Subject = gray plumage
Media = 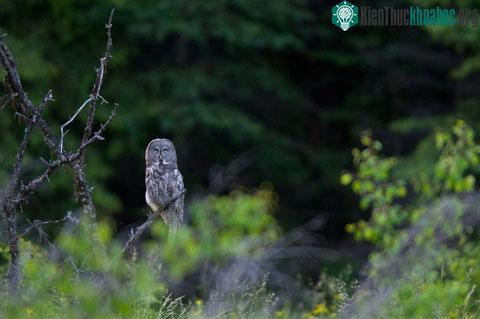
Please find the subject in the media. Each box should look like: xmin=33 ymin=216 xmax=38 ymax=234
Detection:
xmin=145 ymin=138 xmax=185 ymax=234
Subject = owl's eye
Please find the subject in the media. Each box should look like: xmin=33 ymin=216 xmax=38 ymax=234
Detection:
xmin=162 ymin=147 xmax=168 ymax=154
xmin=154 ymin=148 xmax=160 ymax=153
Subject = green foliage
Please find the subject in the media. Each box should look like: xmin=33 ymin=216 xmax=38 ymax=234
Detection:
xmin=0 ymin=186 xmax=358 ymax=319
xmin=340 ymin=131 xmax=408 ymax=246
xmin=342 ymin=120 xmax=479 ymax=248
xmin=342 ymin=120 xmax=480 ymax=318
xmin=0 ymin=188 xmax=301 ymax=318
xmin=432 ymin=119 xmax=480 ymax=194
xmin=148 ymin=186 xmax=281 ymax=279
xmin=1 ymin=222 xmax=188 ymax=319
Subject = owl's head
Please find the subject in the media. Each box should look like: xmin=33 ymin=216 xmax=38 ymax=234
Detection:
xmin=146 ymin=138 xmax=177 ymax=167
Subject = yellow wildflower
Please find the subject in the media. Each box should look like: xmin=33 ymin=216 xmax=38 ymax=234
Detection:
xmin=312 ymin=302 xmax=329 ymax=315
xmin=25 ymin=307 xmax=33 ymax=317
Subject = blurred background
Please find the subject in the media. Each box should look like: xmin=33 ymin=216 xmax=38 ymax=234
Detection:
xmin=1 ymin=0 xmax=479 ymax=284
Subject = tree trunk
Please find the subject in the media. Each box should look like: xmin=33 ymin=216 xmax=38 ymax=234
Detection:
xmin=3 ymin=203 xmax=20 ymax=293
xmin=71 ymin=159 xmax=96 ymax=223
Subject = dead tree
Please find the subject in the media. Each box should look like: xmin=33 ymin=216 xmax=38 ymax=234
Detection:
xmin=0 ymin=9 xmax=117 ymax=293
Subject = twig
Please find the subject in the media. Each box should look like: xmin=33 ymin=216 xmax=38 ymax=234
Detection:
xmin=20 ymin=212 xmax=77 ymax=237
xmin=19 ymin=152 xmax=80 ymax=199
xmin=59 ymin=97 xmax=93 ymax=155
xmin=82 ymin=8 xmax=114 ymax=146
xmin=0 ymin=93 xmax=12 ymax=111
xmin=81 ymin=102 xmax=118 ymax=148
xmin=39 ymin=89 xmax=54 ymax=111
xmin=9 ymin=118 xmax=36 ymax=191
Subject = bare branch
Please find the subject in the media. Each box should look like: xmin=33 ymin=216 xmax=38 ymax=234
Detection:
xmin=82 ymin=8 xmax=114 ymax=145
xmin=0 ymin=42 xmax=30 ymax=112
xmin=122 ymin=211 xmax=161 ymax=255
xmin=19 ymin=98 xmax=117 ymax=201
xmin=9 ymin=89 xmax=54 ymax=189
xmin=70 ymin=8 xmax=115 ymax=219
xmin=20 ymin=212 xmax=78 ymax=237
xmin=9 ymin=121 xmax=35 ymax=190
xmin=122 ymin=189 xmax=186 ymax=255
xmin=0 ymin=42 xmax=59 ymax=153
xmin=19 ymin=157 xmax=72 ymax=199
xmin=39 ymin=89 xmax=54 ymax=111
xmin=81 ymin=103 xmax=118 ymax=147
xmin=59 ymin=97 xmax=93 ymax=154
xmin=0 ymin=93 xmax=12 ymax=111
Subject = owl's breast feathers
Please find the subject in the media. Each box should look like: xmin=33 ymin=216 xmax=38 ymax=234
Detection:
xmin=145 ymin=165 xmax=184 ymax=213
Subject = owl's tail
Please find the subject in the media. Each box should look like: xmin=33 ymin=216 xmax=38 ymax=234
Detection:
xmin=161 ymin=211 xmax=181 ymax=237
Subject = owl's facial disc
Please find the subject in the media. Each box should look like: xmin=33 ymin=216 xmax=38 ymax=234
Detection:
xmin=146 ymin=138 xmax=176 ymax=166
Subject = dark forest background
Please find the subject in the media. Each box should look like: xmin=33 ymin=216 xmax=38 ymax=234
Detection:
xmin=1 ymin=0 xmax=479 ymax=269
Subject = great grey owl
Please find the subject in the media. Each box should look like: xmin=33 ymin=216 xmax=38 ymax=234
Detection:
xmin=145 ymin=138 xmax=185 ymax=234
